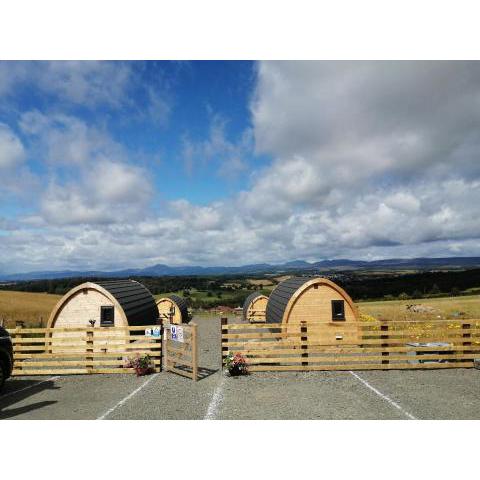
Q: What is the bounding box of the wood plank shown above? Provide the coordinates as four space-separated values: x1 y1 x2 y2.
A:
223 344 480 356
222 319 480 329
166 356 194 367
6 325 159 335
13 343 161 352
247 362 474 372
15 349 161 358
238 353 480 364
166 365 194 379
14 359 162 367
222 327 480 340
222 334 480 348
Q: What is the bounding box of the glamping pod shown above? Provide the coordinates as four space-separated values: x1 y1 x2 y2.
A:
243 292 268 323
156 294 189 324
266 277 360 344
47 279 158 329
46 280 158 352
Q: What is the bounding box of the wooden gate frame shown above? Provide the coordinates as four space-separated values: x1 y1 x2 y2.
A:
163 322 198 381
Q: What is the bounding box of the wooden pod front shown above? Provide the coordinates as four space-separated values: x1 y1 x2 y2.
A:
156 295 189 324
46 280 158 353
243 292 268 323
266 277 360 345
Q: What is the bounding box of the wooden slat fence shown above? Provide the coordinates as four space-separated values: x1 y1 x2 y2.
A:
7 325 162 375
221 317 480 372
163 323 198 381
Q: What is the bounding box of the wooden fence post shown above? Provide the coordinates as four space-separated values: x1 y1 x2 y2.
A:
462 322 472 363
14 321 24 373
301 321 308 368
221 317 228 370
86 329 94 374
191 323 198 381
381 322 389 366
158 317 163 373
163 322 169 372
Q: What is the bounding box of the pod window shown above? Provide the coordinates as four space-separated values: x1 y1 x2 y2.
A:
331 300 345 321
100 306 114 327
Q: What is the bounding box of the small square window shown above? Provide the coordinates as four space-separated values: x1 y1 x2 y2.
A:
100 306 114 327
331 300 345 321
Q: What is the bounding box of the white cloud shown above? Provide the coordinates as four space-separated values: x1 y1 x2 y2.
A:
0 61 132 108
182 114 251 178
0 61 172 126
0 123 25 170
4 61 480 273
20 111 125 167
15 111 154 227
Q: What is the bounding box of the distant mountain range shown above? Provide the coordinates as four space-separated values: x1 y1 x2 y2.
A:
2 257 480 281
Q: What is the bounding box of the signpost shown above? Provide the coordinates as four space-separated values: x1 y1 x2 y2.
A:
171 325 184 343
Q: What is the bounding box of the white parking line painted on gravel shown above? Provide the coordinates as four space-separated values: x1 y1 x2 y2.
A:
204 376 226 420
97 373 159 420
2 376 60 399
349 371 417 420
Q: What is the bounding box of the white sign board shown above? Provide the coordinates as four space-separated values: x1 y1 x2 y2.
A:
152 326 161 338
145 328 153 337
171 325 184 343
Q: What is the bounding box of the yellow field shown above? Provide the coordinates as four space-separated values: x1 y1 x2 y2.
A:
0 290 61 328
247 278 274 286
358 295 480 321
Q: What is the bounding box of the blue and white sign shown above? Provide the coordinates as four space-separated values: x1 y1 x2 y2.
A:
171 325 184 343
153 326 161 338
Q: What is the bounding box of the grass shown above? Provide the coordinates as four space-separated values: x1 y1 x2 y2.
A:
0 290 62 328
358 294 480 321
247 278 274 286
154 288 242 305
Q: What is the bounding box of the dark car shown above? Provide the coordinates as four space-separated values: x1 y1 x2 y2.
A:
0 325 13 393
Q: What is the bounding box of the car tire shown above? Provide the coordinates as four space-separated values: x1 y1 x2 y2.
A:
0 359 6 393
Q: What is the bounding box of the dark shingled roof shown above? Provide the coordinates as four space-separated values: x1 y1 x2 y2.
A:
266 277 314 324
242 291 265 321
95 280 158 326
167 294 189 323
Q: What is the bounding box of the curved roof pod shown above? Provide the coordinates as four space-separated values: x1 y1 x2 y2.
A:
266 276 358 324
242 292 269 323
156 294 190 324
47 280 158 329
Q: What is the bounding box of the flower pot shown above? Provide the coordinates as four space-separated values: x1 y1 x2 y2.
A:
229 365 242 376
135 367 151 377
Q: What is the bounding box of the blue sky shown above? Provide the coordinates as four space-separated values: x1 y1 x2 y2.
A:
1 61 480 273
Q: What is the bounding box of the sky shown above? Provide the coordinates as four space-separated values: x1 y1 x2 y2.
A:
1 60 480 274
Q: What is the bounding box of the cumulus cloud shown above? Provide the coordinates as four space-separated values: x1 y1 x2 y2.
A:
0 61 171 125
182 114 251 178
0 123 25 170
40 160 152 225
0 61 132 108
15 111 153 227
3 61 480 273
19 111 125 166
